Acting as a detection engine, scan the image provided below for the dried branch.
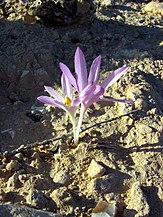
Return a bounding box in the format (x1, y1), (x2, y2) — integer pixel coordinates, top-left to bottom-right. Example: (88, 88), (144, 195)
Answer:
(1, 109), (138, 157)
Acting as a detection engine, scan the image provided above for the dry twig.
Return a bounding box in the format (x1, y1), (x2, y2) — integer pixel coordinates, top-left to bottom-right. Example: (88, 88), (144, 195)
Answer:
(1, 109), (138, 157)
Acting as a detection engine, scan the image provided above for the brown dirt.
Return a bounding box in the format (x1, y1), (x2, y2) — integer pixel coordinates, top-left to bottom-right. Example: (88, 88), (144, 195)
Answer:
(0, 0), (163, 216)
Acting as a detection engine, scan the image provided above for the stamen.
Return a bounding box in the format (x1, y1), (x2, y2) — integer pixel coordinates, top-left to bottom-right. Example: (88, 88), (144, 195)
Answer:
(65, 97), (71, 106)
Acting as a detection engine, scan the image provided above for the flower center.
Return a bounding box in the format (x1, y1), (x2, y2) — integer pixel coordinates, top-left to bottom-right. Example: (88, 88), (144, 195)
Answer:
(65, 97), (71, 106)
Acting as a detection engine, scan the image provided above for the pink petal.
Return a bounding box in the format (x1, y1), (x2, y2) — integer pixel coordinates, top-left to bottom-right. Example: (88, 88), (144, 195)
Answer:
(75, 47), (88, 92)
(101, 66), (129, 89)
(61, 74), (72, 99)
(44, 86), (63, 102)
(59, 62), (78, 91)
(79, 84), (96, 101)
(37, 96), (66, 110)
(80, 84), (104, 110)
(85, 85), (104, 108)
(88, 55), (101, 85)
(72, 97), (81, 107)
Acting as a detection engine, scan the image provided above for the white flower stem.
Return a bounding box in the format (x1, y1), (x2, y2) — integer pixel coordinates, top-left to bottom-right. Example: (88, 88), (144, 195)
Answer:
(74, 104), (85, 145)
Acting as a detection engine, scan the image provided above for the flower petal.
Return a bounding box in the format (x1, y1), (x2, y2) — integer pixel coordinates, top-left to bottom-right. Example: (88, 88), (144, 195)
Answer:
(80, 84), (104, 110)
(75, 47), (88, 92)
(85, 85), (104, 108)
(79, 84), (96, 101)
(88, 55), (101, 85)
(59, 62), (78, 91)
(37, 96), (66, 110)
(101, 66), (129, 89)
(100, 97), (133, 104)
(72, 97), (81, 107)
(61, 74), (72, 99)
(44, 86), (63, 102)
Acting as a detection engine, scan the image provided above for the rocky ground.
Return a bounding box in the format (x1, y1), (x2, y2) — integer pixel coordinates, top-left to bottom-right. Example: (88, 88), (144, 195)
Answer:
(0, 0), (163, 216)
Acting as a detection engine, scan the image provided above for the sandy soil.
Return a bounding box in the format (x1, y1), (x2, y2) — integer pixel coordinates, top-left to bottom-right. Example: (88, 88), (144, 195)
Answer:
(0, 0), (163, 216)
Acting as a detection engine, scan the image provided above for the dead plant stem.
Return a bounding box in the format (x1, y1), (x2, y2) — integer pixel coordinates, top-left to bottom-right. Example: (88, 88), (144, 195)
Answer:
(1, 109), (138, 157)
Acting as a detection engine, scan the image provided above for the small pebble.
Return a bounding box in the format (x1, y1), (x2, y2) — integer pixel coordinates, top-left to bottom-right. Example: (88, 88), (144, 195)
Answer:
(50, 187), (73, 207)
(6, 160), (21, 171)
(7, 173), (20, 189)
(87, 159), (106, 178)
(14, 152), (24, 160)
(116, 15), (123, 22)
(18, 174), (30, 184)
(88, 174), (114, 194)
(26, 189), (48, 208)
(138, 123), (152, 134)
(101, 0), (115, 7)
(132, 77), (138, 84)
(30, 159), (41, 169)
(53, 170), (71, 186)
(135, 98), (146, 109)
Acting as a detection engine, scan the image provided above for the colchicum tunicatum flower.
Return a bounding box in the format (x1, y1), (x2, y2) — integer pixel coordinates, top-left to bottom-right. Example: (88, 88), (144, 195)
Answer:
(37, 74), (80, 144)
(38, 47), (132, 145)
(60, 47), (132, 143)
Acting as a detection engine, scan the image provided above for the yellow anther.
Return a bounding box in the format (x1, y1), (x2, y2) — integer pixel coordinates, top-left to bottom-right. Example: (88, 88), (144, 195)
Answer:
(65, 97), (71, 106)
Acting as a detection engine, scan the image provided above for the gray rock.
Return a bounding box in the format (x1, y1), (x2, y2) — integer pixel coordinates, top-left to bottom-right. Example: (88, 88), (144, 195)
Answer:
(0, 190), (5, 201)
(34, 67), (51, 87)
(26, 189), (48, 209)
(32, 0), (95, 25)
(50, 187), (73, 206)
(88, 174), (114, 194)
(50, 187), (76, 215)
(144, 2), (163, 16)
(7, 173), (21, 190)
(0, 204), (62, 217)
(1, 0), (95, 25)
(19, 70), (35, 90)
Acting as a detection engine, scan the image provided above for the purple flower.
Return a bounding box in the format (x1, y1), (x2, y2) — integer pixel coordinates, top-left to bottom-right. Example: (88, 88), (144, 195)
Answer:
(37, 74), (79, 115)
(38, 47), (132, 144)
(59, 47), (132, 143)
(37, 74), (80, 143)
(60, 47), (132, 113)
